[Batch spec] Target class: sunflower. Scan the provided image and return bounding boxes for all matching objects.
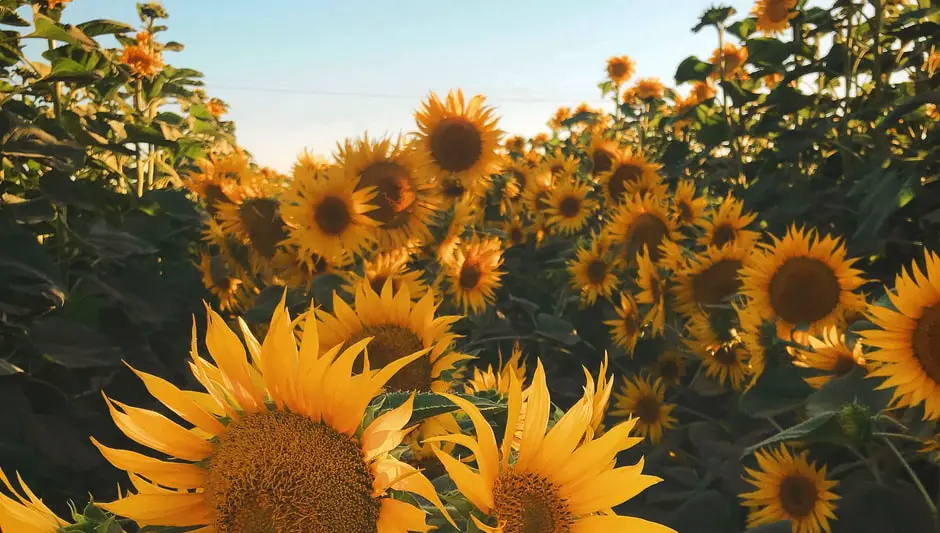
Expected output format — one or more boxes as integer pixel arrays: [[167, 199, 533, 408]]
[[585, 354, 616, 440], [622, 86, 639, 106], [710, 43, 749, 81], [926, 51, 940, 78], [636, 247, 667, 336], [673, 244, 747, 317], [92, 300, 454, 532], [292, 148, 331, 183], [215, 184, 290, 272], [431, 361, 674, 533], [119, 44, 162, 77], [737, 303, 779, 386], [503, 215, 528, 247], [658, 239, 691, 272], [607, 292, 642, 354], [687, 314, 751, 390], [791, 327, 866, 389], [183, 151, 251, 212], [504, 135, 526, 153], [651, 351, 686, 387], [741, 445, 839, 533], [541, 148, 579, 181], [753, 0, 798, 36], [635, 77, 665, 100], [45, 0, 70, 8], [413, 89, 502, 189], [690, 81, 717, 103], [548, 106, 572, 129], [280, 164, 379, 263], [501, 159, 532, 201], [607, 193, 677, 264], [568, 236, 623, 307], [337, 135, 441, 249], [346, 247, 429, 299], [465, 342, 528, 395], [862, 251, 940, 419], [606, 55, 636, 84], [763, 72, 785, 89], [625, 171, 670, 200], [544, 181, 595, 235], [599, 149, 662, 206], [443, 236, 505, 315], [610, 375, 677, 444], [672, 180, 707, 227], [587, 131, 619, 178], [198, 252, 251, 312], [0, 469, 69, 532], [519, 167, 556, 220], [697, 194, 760, 249], [740, 225, 867, 339], [270, 245, 331, 290]]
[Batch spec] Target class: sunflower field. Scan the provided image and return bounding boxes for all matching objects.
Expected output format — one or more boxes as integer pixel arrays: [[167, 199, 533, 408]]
[[1, 0, 939, 531]]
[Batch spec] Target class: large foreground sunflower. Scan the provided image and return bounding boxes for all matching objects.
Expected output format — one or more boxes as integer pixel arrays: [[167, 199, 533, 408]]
[[607, 193, 677, 263], [431, 361, 675, 532], [599, 150, 662, 206], [568, 235, 623, 306], [413, 89, 502, 188], [0, 470, 68, 532], [740, 225, 866, 339], [610, 374, 677, 444], [672, 244, 746, 317], [741, 445, 839, 533], [443, 236, 505, 314], [544, 181, 596, 235], [92, 301, 453, 532], [862, 251, 940, 419]]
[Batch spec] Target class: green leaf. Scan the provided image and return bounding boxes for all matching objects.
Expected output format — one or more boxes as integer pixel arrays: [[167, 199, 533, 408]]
[[27, 14, 97, 49], [0, 360, 23, 375], [675, 55, 714, 83], [188, 103, 214, 120], [728, 17, 758, 40], [805, 367, 893, 416], [379, 391, 506, 423], [163, 41, 184, 52], [746, 38, 792, 67], [76, 19, 134, 37], [692, 6, 736, 33], [742, 412, 844, 456], [738, 364, 812, 418], [81, 222, 158, 259], [535, 313, 580, 345], [40, 171, 100, 210], [0, 111, 86, 172], [0, 224, 65, 304], [0, 6, 29, 27], [31, 317, 122, 368], [44, 57, 102, 83], [719, 80, 757, 106], [560, 110, 598, 129], [124, 123, 176, 147]]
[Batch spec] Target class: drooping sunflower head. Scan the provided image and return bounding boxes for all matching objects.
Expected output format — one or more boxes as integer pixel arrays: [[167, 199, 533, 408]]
[[752, 0, 798, 36], [606, 55, 636, 84], [280, 164, 379, 264], [568, 235, 623, 307], [862, 251, 940, 420], [697, 194, 759, 249], [413, 89, 502, 188], [548, 106, 572, 129], [443, 235, 505, 315], [673, 243, 747, 318], [791, 327, 867, 389], [687, 319, 751, 391], [709, 43, 749, 81], [740, 225, 867, 339], [611, 374, 677, 444], [599, 149, 662, 206], [635, 77, 666, 100], [607, 193, 677, 263], [606, 292, 643, 354], [119, 44, 163, 77], [0, 469, 69, 532], [544, 180, 596, 235], [93, 299, 454, 532], [651, 351, 686, 387], [741, 445, 839, 532], [672, 180, 707, 227], [198, 252, 252, 312]]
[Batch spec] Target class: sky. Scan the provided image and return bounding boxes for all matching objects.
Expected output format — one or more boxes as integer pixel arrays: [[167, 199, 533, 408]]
[[56, 0, 756, 172]]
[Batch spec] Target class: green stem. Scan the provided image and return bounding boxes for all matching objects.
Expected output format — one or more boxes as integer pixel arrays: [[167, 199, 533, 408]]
[[716, 23, 744, 182], [46, 39, 61, 120], [135, 78, 145, 197], [882, 436, 937, 517], [848, 444, 882, 484], [765, 416, 784, 432], [677, 405, 729, 430], [875, 432, 926, 444]]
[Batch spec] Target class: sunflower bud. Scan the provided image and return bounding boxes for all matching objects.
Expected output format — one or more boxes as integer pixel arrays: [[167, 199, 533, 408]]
[[837, 403, 872, 447]]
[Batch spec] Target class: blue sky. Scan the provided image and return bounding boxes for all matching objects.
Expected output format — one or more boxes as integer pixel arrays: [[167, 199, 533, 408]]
[[57, 0, 755, 171]]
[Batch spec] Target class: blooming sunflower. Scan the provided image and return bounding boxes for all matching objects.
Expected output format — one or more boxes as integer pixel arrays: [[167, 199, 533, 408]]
[[587, 131, 620, 177], [337, 135, 440, 249], [503, 214, 528, 248], [611, 375, 677, 444], [92, 301, 453, 532], [270, 245, 331, 290], [280, 164, 379, 264], [206, 97, 228, 118], [519, 167, 556, 220], [183, 151, 251, 212], [431, 361, 674, 533], [608, 193, 677, 263], [658, 239, 690, 272], [791, 327, 866, 389], [500, 158, 531, 201], [607, 292, 642, 354], [465, 342, 528, 395], [345, 247, 428, 299], [120, 44, 162, 77], [544, 181, 595, 235], [548, 106, 572, 129], [584, 354, 616, 440], [636, 247, 667, 336], [292, 148, 330, 183], [599, 149, 662, 206], [862, 251, 940, 419], [504, 135, 526, 153], [740, 225, 867, 339], [443, 235, 505, 315], [46, 0, 70, 8], [635, 77, 665, 100], [413, 89, 502, 189], [626, 171, 670, 200], [606, 55, 636, 85], [215, 183, 289, 271], [198, 252, 252, 312], [697, 194, 759, 249], [690, 81, 717, 103], [741, 446, 839, 533], [541, 148, 579, 181], [753, 0, 798, 36], [672, 180, 707, 227], [709, 43, 749, 81], [651, 351, 686, 387], [672, 243, 747, 317], [926, 51, 940, 78], [568, 235, 623, 307], [0, 469, 69, 532], [687, 319, 751, 391]]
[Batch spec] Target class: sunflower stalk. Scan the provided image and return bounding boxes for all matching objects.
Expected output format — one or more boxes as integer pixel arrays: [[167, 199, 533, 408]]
[[882, 436, 937, 517], [135, 78, 146, 197], [715, 23, 745, 182]]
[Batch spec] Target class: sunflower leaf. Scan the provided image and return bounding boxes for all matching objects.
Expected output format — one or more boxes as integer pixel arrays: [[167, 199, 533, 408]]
[[740, 411, 844, 457]]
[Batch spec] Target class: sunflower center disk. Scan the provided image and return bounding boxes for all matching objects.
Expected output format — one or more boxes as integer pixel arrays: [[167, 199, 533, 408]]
[[626, 214, 669, 261], [430, 118, 483, 173], [609, 62, 627, 79], [711, 223, 737, 248], [678, 202, 694, 224], [205, 411, 379, 533], [830, 354, 858, 377], [659, 358, 681, 381], [460, 263, 483, 290], [692, 259, 743, 308], [368, 274, 400, 295], [913, 304, 940, 383], [510, 227, 524, 245], [204, 183, 229, 211], [713, 346, 739, 366], [586, 259, 608, 285], [592, 150, 613, 176], [609, 164, 641, 203], [359, 162, 415, 228], [511, 170, 528, 191], [778, 473, 818, 518], [239, 198, 288, 259], [492, 470, 574, 533], [634, 395, 662, 424], [315, 195, 352, 236], [558, 196, 581, 218], [350, 324, 430, 392], [768, 257, 841, 325]]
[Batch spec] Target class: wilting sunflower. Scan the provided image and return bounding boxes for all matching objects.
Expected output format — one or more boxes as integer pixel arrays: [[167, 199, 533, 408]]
[[636, 247, 667, 336], [431, 361, 674, 533], [119, 44, 162, 77], [635, 77, 665, 100], [443, 236, 505, 315], [672, 244, 747, 317], [0, 469, 69, 532], [672, 180, 707, 227], [611, 374, 677, 444], [465, 342, 528, 395], [568, 236, 622, 306], [626, 171, 670, 200], [92, 301, 453, 532], [651, 351, 686, 387], [752, 0, 798, 36], [791, 327, 866, 389], [606, 55, 636, 85], [183, 151, 251, 212], [740, 225, 867, 339], [544, 181, 595, 235], [198, 252, 251, 312], [280, 164, 379, 263], [862, 251, 940, 419], [710, 43, 749, 81], [599, 149, 662, 206], [741, 445, 839, 533], [607, 193, 677, 264], [413, 89, 502, 189], [337, 135, 440, 248], [548, 106, 572, 129], [345, 247, 428, 299], [697, 194, 760, 249], [607, 292, 642, 354], [587, 130, 620, 177]]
